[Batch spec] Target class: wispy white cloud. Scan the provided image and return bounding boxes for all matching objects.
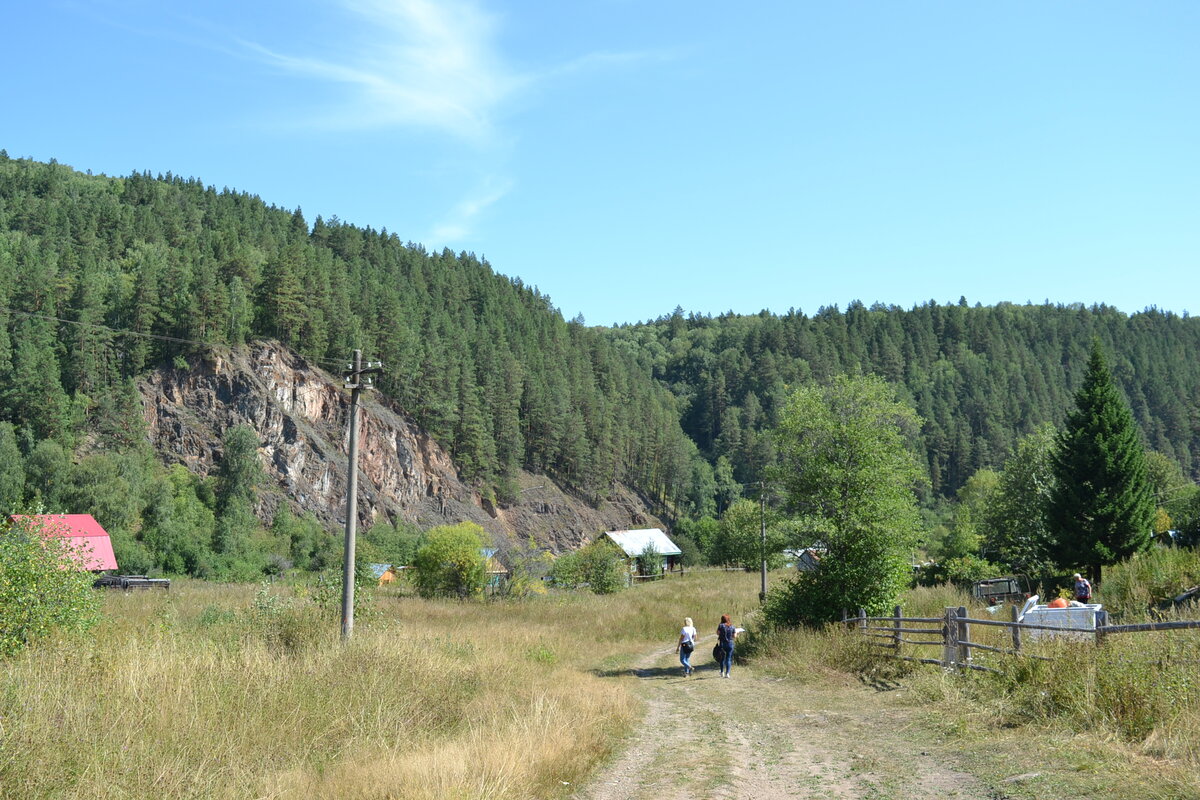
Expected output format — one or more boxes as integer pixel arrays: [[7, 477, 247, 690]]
[[428, 177, 513, 243], [243, 0, 679, 144], [245, 0, 524, 143], [238, 0, 678, 239], [552, 47, 683, 76]]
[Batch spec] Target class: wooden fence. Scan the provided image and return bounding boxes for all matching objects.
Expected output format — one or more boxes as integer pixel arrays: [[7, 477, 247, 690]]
[[845, 606, 1200, 674]]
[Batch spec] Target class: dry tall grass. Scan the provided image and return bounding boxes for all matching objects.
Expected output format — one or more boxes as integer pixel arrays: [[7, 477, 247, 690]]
[[752, 577, 1200, 796], [0, 571, 762, 799]]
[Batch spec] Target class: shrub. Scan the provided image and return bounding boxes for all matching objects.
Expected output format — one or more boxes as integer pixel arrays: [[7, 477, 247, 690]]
[[548, 550, 583, 589], [549, 541, 626, 594], [246, 582, 330, 654], [577, 541, 627, 594], [1099, 547, 1200, 619], [672, 530, 704, 567], [914, 554, 1003, 589], [0, 516, 101, 657], [358, 519, 422, 568], [636, 542, 662, 577], [411, 522, 487, 598], [761, 571, 833, 628]]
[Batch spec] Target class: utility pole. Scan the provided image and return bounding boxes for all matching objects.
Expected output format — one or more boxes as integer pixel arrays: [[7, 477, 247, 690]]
[[341, 350, 383, 641], [759, 481, 768, 603]]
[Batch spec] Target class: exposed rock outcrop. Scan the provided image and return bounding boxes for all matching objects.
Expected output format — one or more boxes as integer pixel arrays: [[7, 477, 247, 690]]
[[138, 341, 661, 552]]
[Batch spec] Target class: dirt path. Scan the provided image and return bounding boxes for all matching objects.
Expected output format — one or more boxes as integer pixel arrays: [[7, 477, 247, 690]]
[[573, 638, 998, 800]]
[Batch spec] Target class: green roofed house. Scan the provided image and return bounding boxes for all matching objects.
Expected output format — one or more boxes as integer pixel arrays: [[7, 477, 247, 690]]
[[601, 528, 683, 576]]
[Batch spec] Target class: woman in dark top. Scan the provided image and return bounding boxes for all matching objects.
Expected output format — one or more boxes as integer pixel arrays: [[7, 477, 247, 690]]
[[717, 614, 737, 678]]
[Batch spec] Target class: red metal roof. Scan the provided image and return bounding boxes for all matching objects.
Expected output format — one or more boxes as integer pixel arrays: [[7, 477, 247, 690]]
[[7, 514, 120, 572]]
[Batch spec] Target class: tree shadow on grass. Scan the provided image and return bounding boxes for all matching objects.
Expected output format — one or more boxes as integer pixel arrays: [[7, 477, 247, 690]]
[[592, 663, 723, 680]]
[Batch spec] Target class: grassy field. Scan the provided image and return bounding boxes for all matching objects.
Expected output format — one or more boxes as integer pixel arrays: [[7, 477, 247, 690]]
[[7, 560, 1200, 799], [750, 579, 1200, 799], [0, 571, 763, 800]]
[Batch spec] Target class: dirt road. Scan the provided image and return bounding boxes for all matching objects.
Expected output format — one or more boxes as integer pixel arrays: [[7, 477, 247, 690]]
[[573, 638, 998, 800]]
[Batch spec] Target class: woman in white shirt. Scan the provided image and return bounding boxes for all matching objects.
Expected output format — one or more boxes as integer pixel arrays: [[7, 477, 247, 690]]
[[676, 617, 698, 676]]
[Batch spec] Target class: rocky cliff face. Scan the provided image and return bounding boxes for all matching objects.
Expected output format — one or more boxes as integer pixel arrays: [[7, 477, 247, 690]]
[[138, 341, 660, 551]]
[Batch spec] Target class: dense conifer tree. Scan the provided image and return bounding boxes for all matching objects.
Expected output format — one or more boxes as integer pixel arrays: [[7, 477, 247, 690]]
[[0, 422, 23, 514], [0, 154, 1197, 580], [1046, 342, 1155, 584]]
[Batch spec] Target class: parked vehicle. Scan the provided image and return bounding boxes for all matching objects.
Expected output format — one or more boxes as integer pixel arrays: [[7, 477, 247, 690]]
[[971, 575, 1030, 606], [93, 575, 171, 591]]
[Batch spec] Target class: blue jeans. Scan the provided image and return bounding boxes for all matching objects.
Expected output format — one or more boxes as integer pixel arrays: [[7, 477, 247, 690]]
[[679, 644, 694, 672], [720, 644, 734, 675]]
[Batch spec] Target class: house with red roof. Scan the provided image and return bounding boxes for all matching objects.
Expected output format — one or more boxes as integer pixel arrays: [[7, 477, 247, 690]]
[[7, 514, 119, 572]]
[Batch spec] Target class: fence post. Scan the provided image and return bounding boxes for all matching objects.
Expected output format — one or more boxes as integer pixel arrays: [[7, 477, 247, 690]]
[[1095, 609, 1108, 646], [943, 607, 959, 671], [858, 608, 867, 632], [1010, 602, 1022, 653], [957, 605, 970, 665], [893, 605, 902, 655]]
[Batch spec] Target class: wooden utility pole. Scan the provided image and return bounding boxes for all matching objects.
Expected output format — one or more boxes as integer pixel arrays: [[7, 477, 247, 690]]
[[759, 481, 767, 603], [341, 350, 382, 641]]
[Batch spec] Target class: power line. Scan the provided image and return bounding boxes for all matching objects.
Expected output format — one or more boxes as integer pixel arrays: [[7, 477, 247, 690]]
[[0, 306, 353, 370]]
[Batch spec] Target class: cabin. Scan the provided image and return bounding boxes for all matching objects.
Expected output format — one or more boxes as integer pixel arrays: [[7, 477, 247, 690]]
[[481, 548, 509, 590], [370, 564, 400, 586], [601, 528, 683, 575], [7, 514, 119, 572], [784, 547, 823, 572]]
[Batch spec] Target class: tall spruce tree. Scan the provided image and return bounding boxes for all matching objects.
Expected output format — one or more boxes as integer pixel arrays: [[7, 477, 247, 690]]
[[1047, 341, 1154, 584]]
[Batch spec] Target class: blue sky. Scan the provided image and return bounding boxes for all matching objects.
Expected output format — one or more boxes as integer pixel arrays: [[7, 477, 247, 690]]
[[3, 1, 1197, 325]]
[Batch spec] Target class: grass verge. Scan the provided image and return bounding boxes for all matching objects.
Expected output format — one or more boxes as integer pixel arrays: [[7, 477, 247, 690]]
[[0, 571, 762, 799], [748, 580, 1200, 799]]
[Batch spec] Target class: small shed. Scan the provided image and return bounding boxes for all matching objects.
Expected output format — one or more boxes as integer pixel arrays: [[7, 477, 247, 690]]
[[481, 548, 509, 589], [7, 514, 119, 572], [601, 528, 683, 573], [370, 564, 400, 586]]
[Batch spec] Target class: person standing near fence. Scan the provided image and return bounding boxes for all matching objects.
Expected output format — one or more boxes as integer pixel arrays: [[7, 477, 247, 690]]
[[1073, 573, 1092, 603], [717, 614, 737, 678], [676, 617, 697, 676]]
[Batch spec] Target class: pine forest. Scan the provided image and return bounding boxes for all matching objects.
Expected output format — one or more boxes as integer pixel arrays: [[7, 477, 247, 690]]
[[1, 153, 1198, 577]]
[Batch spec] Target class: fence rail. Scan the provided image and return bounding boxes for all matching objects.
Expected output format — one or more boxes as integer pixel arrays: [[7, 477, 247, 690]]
[[843, 604, 1200, 674], [1099, 620, 1200, 635]]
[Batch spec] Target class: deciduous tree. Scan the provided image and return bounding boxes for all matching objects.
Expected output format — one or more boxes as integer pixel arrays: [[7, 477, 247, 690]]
[[0, 514, 101, 657], [979, 424, 1057, 577], [411, 522, 487, 598], [765, 375, 924, 625]]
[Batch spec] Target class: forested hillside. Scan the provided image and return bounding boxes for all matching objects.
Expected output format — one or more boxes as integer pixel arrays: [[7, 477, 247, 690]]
[[0, 154, 702, 517], [615, 302, 1200, 504], [1, 153, 1198, 545]]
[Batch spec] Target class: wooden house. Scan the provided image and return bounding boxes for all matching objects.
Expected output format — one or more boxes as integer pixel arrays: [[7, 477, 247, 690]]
[[601, 528, 683, 574]]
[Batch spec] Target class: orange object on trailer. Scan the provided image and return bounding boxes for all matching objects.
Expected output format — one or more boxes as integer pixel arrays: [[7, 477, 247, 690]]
[[1047, 597, 1069, 609]]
